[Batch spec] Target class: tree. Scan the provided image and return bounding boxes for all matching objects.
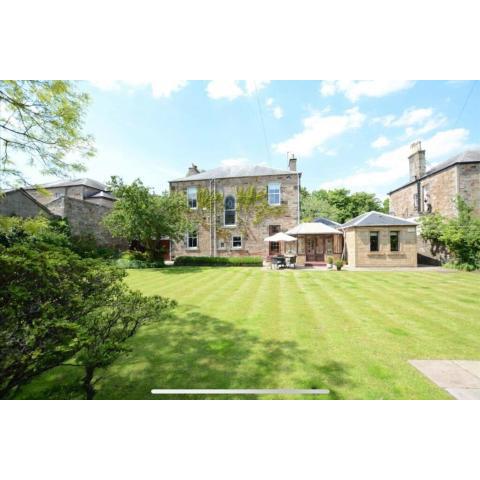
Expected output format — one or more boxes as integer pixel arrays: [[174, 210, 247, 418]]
[[382, 198, 390, 214], [76, 289, 175, 399], [419, 197, 480, 270], [0, 80, 95, 187], [103, 177, 190, 259], [300, 188, 383, 223], [301, 190, 341, 222], [0, 239, 115, 398], [0, 216, 176, 399]]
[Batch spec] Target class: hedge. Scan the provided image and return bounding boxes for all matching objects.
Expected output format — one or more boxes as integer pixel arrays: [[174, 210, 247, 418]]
[[114, 258, 165, 269], [173, 256, 263, 267]]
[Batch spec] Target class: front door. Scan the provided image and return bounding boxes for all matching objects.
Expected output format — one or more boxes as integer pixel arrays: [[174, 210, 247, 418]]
[[306, 236, 316, 261]]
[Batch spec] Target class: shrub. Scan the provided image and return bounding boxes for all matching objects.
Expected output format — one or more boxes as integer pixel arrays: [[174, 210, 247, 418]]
[[327, 256, 334, 265], [173, 256, 263, 267], [70, 234, 120, 259], [335, 260, 344, 271], [420, 197, 480, 270], [114, 258, 165, 269]]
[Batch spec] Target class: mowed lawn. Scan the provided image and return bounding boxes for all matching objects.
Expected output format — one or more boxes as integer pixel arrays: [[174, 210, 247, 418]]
[[16, 267, 480, 399]]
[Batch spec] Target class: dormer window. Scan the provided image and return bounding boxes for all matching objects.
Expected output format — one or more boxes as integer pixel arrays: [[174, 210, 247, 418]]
[[224, 195, 236, 226], [187, 187, 197, 209], [268, 183, 281, 205]]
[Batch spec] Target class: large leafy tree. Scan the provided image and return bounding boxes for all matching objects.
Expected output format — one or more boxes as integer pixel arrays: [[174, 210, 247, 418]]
[[103, 177, 191, 259], [301, 188, 384, 223], [0, 80, 95, 187], [0, 216, 175, 399]]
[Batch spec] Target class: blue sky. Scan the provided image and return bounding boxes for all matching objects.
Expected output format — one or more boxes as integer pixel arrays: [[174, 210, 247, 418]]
[[43, 80, 480, 197]]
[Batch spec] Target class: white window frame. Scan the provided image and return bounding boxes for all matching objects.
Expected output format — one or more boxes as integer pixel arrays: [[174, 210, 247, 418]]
[[187, 187, 197, 210], [232, 235, 242, 249], [186, 230, 198, 250], [224, 195, 236, 227], [268, 183, 281, 206]]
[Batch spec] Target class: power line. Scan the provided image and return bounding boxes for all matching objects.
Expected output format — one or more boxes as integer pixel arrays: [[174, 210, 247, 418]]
[[253, 81, 272, 165], [455, 80, 477, 126]]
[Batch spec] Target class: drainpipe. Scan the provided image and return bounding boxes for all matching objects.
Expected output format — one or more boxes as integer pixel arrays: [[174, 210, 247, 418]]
[[297, 172, 301, 223], [213, 178, 217, 257]]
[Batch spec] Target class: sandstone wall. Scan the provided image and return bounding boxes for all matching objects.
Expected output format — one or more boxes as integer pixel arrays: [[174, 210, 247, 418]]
[[345, 226, 417, 267], [458, 162, 480, 216], [170, 173, 300, 258], [47, 196, 124, 247], [0, 190, 54, 218]]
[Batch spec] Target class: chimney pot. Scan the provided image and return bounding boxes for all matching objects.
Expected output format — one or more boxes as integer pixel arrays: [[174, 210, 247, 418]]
[[408, 141, 426, 182], [187, 163, 200, 177]]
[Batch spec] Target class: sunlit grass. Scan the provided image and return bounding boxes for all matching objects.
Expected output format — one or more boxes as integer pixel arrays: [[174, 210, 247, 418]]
[[16, 267, 480, 399]]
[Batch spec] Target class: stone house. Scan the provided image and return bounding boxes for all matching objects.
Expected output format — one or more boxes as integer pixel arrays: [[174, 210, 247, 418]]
[[0, 188, 56, 219], [341, 212, 418, 268], [169, 156, 301, 258], [0, 178, 121, 247], [389, 142, 480, 218], [389, 142, 480, 263]]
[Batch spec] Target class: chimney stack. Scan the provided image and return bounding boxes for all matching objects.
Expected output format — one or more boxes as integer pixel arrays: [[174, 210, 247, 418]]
[[408, 141, 426, 181], [288, 153, 297, 172], [187, 163, 200, 177]]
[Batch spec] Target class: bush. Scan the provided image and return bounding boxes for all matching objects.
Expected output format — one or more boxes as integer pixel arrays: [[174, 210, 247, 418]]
[[114, 258, 165, 269], [327, 256, 334, 265], [173, 256, 263, 267], [420, 197, 480, 270], [70, 234, 120, 259], [335, 260, 344, 271]]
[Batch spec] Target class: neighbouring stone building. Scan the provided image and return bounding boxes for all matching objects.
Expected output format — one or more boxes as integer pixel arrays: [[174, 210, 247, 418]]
[[0, 178, 122, 247], [389, 142, 480, 218], [0, 188, 56, 219], [341, 212, 418, 268], [169, 156, 301, 258], [388, 142, 480, 263]]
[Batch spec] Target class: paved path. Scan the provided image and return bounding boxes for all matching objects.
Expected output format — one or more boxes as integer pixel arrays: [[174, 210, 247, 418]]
[[410, 360, 480, 399]]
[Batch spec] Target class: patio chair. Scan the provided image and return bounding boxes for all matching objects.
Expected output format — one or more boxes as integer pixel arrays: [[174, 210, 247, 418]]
[[287, 256, 296, 269]]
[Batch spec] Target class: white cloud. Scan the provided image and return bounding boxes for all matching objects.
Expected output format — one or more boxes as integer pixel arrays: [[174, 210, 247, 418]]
[[264, 97, 283, 119], [373, 107, 448, 138], [320, 80, 415, 102], [320, 128, 470, 193], [273, 107, 365, 157], [90, 80, 188, 98], [371, 135, 391, 149], [272, 106, 284, 119], [206, 80, 270, 100]]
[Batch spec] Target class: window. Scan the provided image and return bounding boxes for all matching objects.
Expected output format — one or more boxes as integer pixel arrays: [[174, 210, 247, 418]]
[[232, 236, 242, 249], [187, 230, 198, 249], [218, 239, 226, 250], [390, 231, 399, 252], [369, 231, 379, 252], [224, 195, 236, 225], [268, 183, 281, 205], [413, 193, 419, 210], [187, 187, 197, 209], [268, 225, 281, 255]]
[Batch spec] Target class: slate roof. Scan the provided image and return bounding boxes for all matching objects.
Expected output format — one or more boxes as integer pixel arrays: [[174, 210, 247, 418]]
[[313, 217, 341, 227], [171, 164, 296, 182], [87, 191, 116, 200], [341, 211, 417, 229], [25, 178, 108, 191], [388, 150, 480, 194]]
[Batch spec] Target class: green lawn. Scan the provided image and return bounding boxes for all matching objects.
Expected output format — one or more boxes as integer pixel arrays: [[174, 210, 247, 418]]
[[16, 267, 480, 399]]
